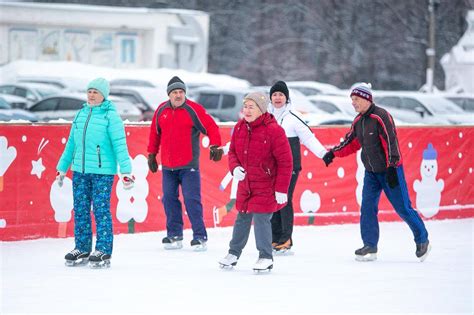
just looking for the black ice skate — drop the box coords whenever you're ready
[416,241,431,262]
[218,253,238,269]
[162,236,183,250]
[190,239,207,252]
[88,250,111,269]
[65,249,90,267]
[355,245,377,262]
[253,258,273,273]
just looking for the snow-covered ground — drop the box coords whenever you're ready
[1,219,472,315]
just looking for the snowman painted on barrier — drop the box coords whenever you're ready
[413,143,444,218]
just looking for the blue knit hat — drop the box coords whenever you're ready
[422,143,437,160]
[87,77,110,99]
[350,82,372,102]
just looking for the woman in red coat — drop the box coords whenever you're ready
[218,91,293,272]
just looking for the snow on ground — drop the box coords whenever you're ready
[1,219,472,315]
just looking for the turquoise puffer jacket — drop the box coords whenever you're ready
[57,100,132,175]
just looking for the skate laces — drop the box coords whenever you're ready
[69,249,82,257]
[91,250,104,258]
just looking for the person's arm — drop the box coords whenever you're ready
[56,113,79,173]
[107,109,132,174]
[272,125,293,194]
[374,111,401,167]
[332,117,361,158]
[228,123,240,174]
[147,107,162,155]
[194,103,222,147]
[292,114,327,159]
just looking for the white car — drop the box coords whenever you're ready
[440,93,474,113]
[28,93,143,122]
[374,92,472,125]
[286,81,343,96]
[0,95,38,122]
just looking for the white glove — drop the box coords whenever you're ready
[233,166,246,181]
[121,174,135,190]
[275,192,288,204]
[56,171,66,187]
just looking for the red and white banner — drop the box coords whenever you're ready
[0,123,472,241]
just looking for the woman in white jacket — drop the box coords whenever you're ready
[269,81,327,252]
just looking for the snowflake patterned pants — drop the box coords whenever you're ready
[361,166,429,248]
[72,171,115,255]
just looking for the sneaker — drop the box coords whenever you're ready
[88,250,111,269]
[162,236,183,250]
[253,258,273,272]
[416,241,431,262]
[64,249,90,266]
[355,245,377,261]
[190,239,207,252]
[218,253,238,268]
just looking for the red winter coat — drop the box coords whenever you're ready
[228,113,293,213]
[147,99,222,169]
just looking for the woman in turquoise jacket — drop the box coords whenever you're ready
[56,77,134,268]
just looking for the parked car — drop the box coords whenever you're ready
[16,76,87,92]
[28,93,142,122]
[0,93,29,109]
[0,83,61,106]
[0,96,38,122]
[253,86,318,114]
[109,86,167,121]
[110,79,156,88]
[440,94,474,113]
[286,81,343,96]
[374,92,472,125]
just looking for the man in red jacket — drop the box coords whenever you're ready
[147,76,223,251]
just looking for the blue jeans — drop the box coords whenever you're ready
[72,172,115,254]
[360,166,428,247]
[162,168,207,240]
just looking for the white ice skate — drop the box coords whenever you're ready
[64,249,90,267]
[162,236,183,250]
[253,258,273,273]
[218,253,238,269]
[191,239,207,252]
[88,251,111,269]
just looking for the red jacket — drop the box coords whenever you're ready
[148,99,222,169]
[229,113,293,213]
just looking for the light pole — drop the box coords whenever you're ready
[425,0,439,93]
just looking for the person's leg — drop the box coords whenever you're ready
[91,174,115,254]
[270,210,282,244]
[277,171,299,245]
[253,213,274,259]
[181,169,207,240]
[360,171,383,248]
[162,169,184,237]
[72,172,93,252]
[382,166,429,244]
[228,212,253,258]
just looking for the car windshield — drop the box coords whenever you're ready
[419,96,465,114]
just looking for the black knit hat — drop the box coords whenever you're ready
[270,80,290,103]
[167,76,186,94]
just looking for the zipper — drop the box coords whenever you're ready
[82,108,93,173]
[97,145,102,168]
[362,117,375,171]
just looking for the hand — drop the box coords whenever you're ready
[56,171,65,187]
[122,174,135,190]
[233,166,246,181]
[386,166,399,189]
[209,145,224,162]
[275,192,288,204]
[148,153,158,173]
[322,150,335,167]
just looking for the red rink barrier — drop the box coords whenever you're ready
[0,123,472,241]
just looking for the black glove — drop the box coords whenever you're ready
[148,153,158,173]
[209,145,224,162]
[386,166,399,189]
[322,150,335,167]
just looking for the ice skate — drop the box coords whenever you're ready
[64,249,90,267]
[213,205,228,226]
[416,241,431,262]
[253,258,273,273]
[355,245,377,262]
[273,239,292,255]
[88,250,111,269]
[162,236,183,250]
[218,253,238,269]
[190,239,207,252]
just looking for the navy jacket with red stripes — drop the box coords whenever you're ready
[147,98,222,170]
[332,103,402,173]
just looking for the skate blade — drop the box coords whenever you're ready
[88,260,111,269]
[355,253,377,262]
[164,242,183,250]
[192,244,207,252]
[219,263,236,269]
[65,258,88,267]
[212,206,219,226]
[419,244,432,262]
[273,249,294,256]
[253,265,273,273]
